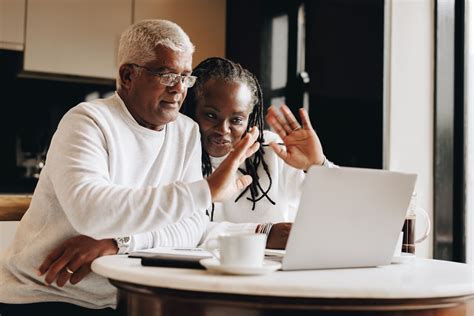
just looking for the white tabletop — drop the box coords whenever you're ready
[92,255,474,299]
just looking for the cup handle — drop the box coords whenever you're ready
[415,207,431,243]
[204,238,220,261]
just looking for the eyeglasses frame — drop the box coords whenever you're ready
[130,63,197,88]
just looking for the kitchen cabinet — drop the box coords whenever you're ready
[22,0,224,79]
[24,0,132,79]
[134,0,226,67]
[0,0,26,51]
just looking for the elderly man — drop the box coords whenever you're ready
[0,20,258,315]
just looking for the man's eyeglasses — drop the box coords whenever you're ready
[130,63,197,88]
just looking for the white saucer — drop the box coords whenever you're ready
[200,258,281,275]
[391,252,416,264]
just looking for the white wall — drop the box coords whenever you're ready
[385,0,434,258]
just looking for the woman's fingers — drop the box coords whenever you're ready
[269,142,288,161]
[281,105,301,130]
[266,105,305,137]
[267,105,293,137]
[266,113,287,140]
[298,108,313,130]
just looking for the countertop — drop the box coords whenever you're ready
[0,194,32,221]
[92,255,474,299]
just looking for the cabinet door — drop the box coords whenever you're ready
[24,0,132,79]
[134,0,226,67]
[0,0,26,51]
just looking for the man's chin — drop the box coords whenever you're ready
[157,110,180,125]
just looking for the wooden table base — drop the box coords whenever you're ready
[112,280,474,316]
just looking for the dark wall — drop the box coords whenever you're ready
[306,0,384,168]
[226,0,265,78]
[307,0,384,100]
[0,50,113,192]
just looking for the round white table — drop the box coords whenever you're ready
[92,255,474,315]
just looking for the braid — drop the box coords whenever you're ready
[182,57,275,219]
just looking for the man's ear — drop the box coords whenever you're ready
[119,64,133,90]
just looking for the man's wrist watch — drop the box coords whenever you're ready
[113,236,131,254]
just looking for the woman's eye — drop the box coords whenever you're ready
[204,113,216,119]
[231,117,244,125]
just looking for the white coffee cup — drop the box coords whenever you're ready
[205,233,267,268]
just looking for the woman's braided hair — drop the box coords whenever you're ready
[182,57,275,220]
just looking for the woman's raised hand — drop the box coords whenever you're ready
[265,105,325,171]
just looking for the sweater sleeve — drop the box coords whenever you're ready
[47,108,211,240]
[128,135,210,250]
[151,211,209,247]
[129,211,209,250]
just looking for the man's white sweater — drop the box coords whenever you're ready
[0,93,211,309]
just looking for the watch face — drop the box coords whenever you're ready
[115,236,131,254]
[116,236,130,244]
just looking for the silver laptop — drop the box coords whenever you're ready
[273,166,416,270]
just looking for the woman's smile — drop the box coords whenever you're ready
[210,136,230,144]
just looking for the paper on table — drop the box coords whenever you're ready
[129,247,213,259]
[131,247,285,259]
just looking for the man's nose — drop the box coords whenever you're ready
[168,78,186,94]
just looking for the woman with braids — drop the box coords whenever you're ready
[181,57,335,249]
[36,57,335,287]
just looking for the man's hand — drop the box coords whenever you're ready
[266,105,325,171]
[207,127,260,202]
[38,235,118,287]
[266,222,292,249]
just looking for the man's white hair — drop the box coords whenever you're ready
[116,19,195,88]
